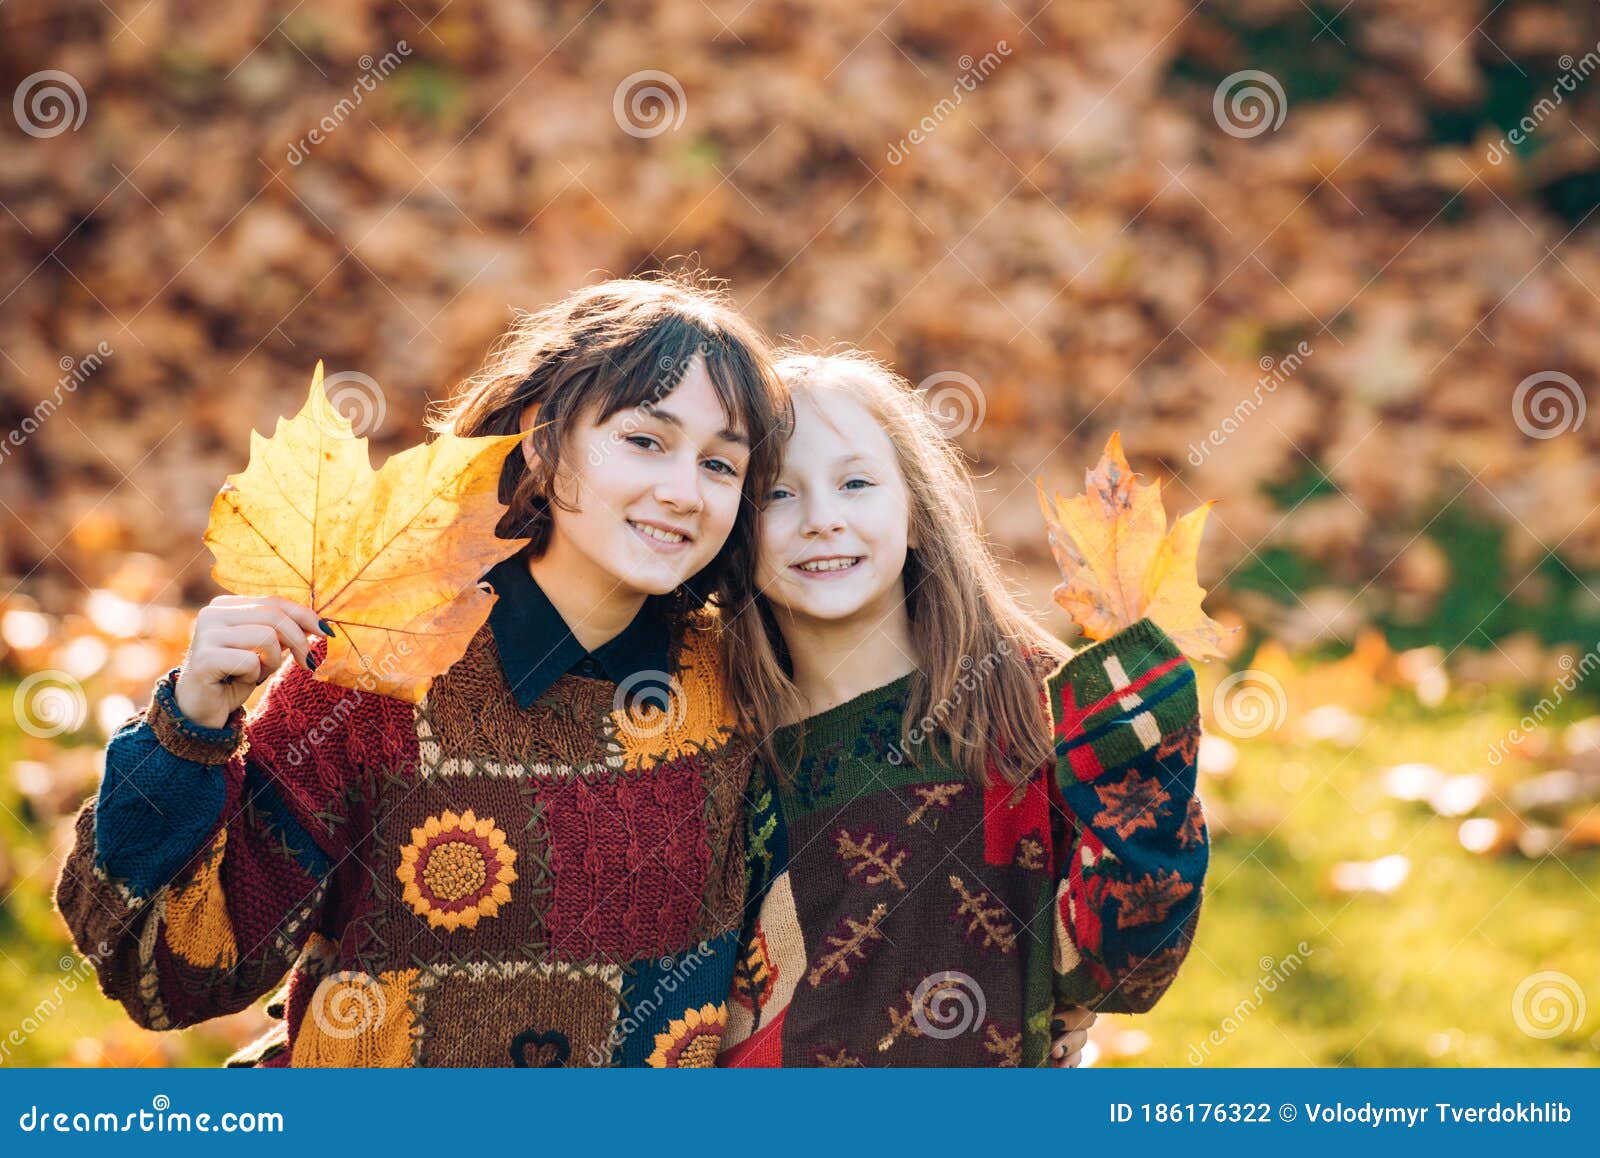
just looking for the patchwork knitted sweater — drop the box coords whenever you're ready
[55,583,754,1068]
[718,618,1208,1068]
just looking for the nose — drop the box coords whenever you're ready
[800,493,845,538]
[653,451,705,515]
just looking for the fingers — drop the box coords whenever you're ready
[1052,1003,1097,1033]
[208,602,330,669]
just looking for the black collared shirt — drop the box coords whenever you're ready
[481,549,673,710]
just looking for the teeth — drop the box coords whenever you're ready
[632,522,684,544]
[799,558,858,572]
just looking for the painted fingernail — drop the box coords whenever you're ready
[1052,1019,1066,1034]
[318,618,336,636]
[307,652,319,670]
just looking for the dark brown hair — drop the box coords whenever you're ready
[424,271,789,607]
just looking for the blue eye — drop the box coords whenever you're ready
[843,478,873,490]
[768,486,794,502]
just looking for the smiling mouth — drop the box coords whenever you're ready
[793,556,862,575]
[629,519,692,550]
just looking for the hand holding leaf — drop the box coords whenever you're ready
[1038,432,1229,661]
[202,363,530,703]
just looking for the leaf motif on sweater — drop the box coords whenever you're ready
[834,827,908,890]
[949,873,1016,953]
[806,903,888,987]
[1092,768,1172,839]
[1106,867,1193,929]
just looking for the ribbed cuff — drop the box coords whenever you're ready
[1049,618,1175,698]
[147,667,249,765]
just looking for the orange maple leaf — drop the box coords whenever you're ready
[1038,431,1229,660]
[203,362,531,704]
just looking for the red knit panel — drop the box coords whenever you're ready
[243,637,416,837]
[718,1006,785,1067]
[982,764,1051,867]
[540,755,709,960]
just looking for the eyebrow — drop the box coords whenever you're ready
[639,403,750,448]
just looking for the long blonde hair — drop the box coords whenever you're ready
[723,347,1068,787]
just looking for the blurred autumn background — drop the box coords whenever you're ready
[2,0,1598,1067]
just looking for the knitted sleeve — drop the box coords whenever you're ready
[1044,617,1209,1014]
[53,636,394,1030]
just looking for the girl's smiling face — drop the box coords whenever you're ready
[528,354,752,597]
[757,387,912,626]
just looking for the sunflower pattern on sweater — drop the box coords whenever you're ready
[54,611,754,1068]
[719,617,1208,1068]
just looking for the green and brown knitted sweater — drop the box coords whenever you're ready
[718,618,1208,1068]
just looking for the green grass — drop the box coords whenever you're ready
[1116,684,1600,1067]
[1,678,1595,1067]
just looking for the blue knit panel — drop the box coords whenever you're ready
[94,714,227,898]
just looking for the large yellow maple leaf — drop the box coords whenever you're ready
[203,363,531,703]
[1038,432,1229,661]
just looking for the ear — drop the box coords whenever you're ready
[519,401,541,470]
